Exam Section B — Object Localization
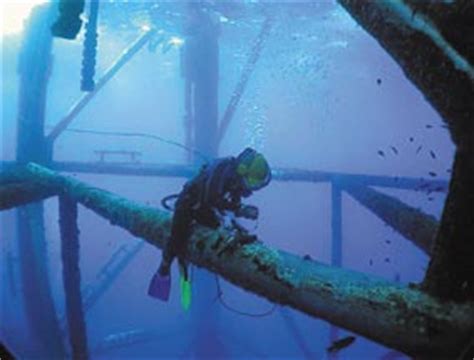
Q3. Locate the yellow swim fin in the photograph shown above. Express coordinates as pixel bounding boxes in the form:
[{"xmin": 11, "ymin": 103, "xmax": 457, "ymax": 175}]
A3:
[{"xmin": 179, "ymin": 263, "xmax": 192, "ymax": 311}]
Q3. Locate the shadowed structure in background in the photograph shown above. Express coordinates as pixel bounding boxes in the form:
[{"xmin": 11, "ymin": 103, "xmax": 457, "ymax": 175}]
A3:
[{"xmin": 13, "ymin": 4, "xmax": 65, "ymax": 358}]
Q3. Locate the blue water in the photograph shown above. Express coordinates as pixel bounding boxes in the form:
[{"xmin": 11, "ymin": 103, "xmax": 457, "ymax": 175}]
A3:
[{"xmin": 1, "ymin": 1, "xmax": 452, "ymax": 359}]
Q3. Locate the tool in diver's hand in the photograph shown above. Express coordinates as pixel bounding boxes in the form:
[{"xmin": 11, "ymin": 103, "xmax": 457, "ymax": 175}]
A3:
[
  {"xmin": 148, "ymin": 270, "xmax": 171, "ymax": 301},
  {"xmin": 236, "ymin": 205, "xmax": 259, "ymax": 220},
  {"xmin": 230, "ymin": 218, "xmax": 258, "ymax": 242},
  {"xmin": 217, "ymin": 220, "xmax": 258, "ymax": 257}
]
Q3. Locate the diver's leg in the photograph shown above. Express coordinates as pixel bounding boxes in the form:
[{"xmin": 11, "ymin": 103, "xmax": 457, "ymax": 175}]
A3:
[
  {"xmin": 158, "ymin": 194, "xmax": 194, "ymax": 276},
  {"xmin": 149, "ymin": 210, "xmax": 191, "ymax": 300},
  {"xmin": 178, "ymin": 258, "xmax": 189, "ymax": 281},
  {"xmin": 170, "ymin": 212, "xmax": 193, "ymax": 278},
  {"xmin": 158, "ymin": 247, "xmax": 173, "ymax": 276},
  {"xmin": 149, "ymin": 190, "xmax": 195, "ymax": 300}
]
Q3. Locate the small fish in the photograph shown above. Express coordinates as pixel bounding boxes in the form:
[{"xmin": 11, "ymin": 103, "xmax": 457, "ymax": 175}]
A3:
[
  {"xmin": 385, "ymin": 240, "xmax": 391, "ymax": 244},
  {"xmin": 369, "ymin": 259, "xmax": 373, "ymax": 266},
  {"xmin": 416, "ymin": 145, "xmax": 423, "ymax": 154},
  {"xmin": 376, "ymin": 78, "xmax": 382, "ymax": 85},
  {"xmin": 327, "ymin": 336, "xmax": 356, "ymax": 354},
  {"xmin": 385, "ymin": 257, "xmax": 391, "ymax": 263},
  {"xmin": 377, "ymin": 150, "xmax": 385, "ymax": 157},
  {"xmin": 303, "ymin": 254, "xmax": 312, "ymax": 261},
  {"xmin": 429, "ymin": 171, "xmax": 437, "ymax": 177},
  {"xmin": 409, "ymin": 137, "xmax": 414, "ymax": 142},
  {"xmin": 429, "ymin": 150, "xmax": 436, "ymax": 159},
  {"xmin": 390, "ymin": 146, "xmax": 398, "ymax": 155},
  {"xmin": 426, "ymin": 124, "xmax": 433, "ymax": 129},
  {"xmin": 428, "ymin": 197, "xmax": 434, "ymax": 201}
]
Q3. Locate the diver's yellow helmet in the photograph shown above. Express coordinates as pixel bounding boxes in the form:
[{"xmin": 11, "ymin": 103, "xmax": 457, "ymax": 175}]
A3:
[{"xmin": 236, "ymin": 148, "xmax": 271, "ymax": 191}]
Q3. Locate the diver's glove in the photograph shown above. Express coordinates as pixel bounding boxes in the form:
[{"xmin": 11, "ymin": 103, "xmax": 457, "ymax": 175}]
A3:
[
  {"xmin": 236, "ymin": 205, "xmax": 259, "ymax": 220},
  {"xmin": 216, "ymin": 219, "xmax": 258, "ymax": 257}
]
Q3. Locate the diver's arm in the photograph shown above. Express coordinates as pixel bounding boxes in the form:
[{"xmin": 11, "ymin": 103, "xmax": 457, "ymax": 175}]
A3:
[
  {"xmin": 235, "ymin": 204, "xmax": 259, "ymax": 220},
  {"xmin": 218, "ymin": 193, "xmax": 259, "ymax": 220},
  {"xmin": 217, "ymin": 192, "xmax": 241, "ymax": 213}
]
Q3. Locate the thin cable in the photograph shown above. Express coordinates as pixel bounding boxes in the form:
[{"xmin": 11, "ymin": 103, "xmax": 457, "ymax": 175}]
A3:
[
  {"xmin": 214, "ymin": 274, "xmax": 277, "ymax": 318},
  {"xmin": 57, "ymin": 126, "xmax": 210, "ymax": 162}
]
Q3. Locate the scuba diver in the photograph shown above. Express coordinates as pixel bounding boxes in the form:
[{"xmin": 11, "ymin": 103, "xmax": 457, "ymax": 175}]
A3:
[{"xmin": 148, "ymin": 148, "xmax": 271, "ymax": 309}]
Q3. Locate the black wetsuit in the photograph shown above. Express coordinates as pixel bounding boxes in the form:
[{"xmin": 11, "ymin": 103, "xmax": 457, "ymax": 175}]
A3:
[{"xmin": 159, "ymin": 157, "xmax": 251, "ymax": 279}]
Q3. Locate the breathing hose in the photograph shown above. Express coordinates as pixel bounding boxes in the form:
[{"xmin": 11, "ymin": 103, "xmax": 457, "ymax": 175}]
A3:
[{"xmin": 161, "ymin": 194, "xmax": 179, "ymax": 211}]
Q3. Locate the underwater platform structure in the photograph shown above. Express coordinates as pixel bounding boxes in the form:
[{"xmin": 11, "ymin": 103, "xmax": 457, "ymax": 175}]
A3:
[{"xmin": 1, "ymin": 0, "xmax": 473, "ymax": 359}]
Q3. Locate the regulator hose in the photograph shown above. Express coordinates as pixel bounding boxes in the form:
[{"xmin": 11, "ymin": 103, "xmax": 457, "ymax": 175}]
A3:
[{"xmin": 161, "ymin": 194, "xmax": 179, "ymax": 211}]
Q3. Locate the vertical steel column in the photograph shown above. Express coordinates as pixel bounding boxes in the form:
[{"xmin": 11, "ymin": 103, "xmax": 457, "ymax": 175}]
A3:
[
  {"xmin": 181, "ymin": 4, "xmax": 226, "ymax": 358},
  {"xmin": 17, "ymin": 205, "xmax": 65, "ymax": 357},
  {"xmin": 329, "ymin": 183, "xmax": 343, "ymax": 359},
  {"xmin": 16, "ymin": 5, "xmax": 53, "ymax": 165},
  {"xmin": 331, "ymin": 184, "xmax": 342, "ymax": 266},
  {"xmin": 15, "ymin": 3, "xmax": 65, "ymax": 358},
  {"xmin": 183, "ymin": 79, "xmax": 194, "ymax": 163},
  {"xmin": 182, "ymin": 4, "xmax": 219, "ymax": 162},
  {"xmin": 0, "ymin": 211, "xmax": 20, "ymax": 352},
  {"xmin": 81, "ymin": 0, "xmax": 100, "ymax": 92},
  {"xmin": 59, "ymin": 196, "xmax": 89, "ymax": 359}
]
